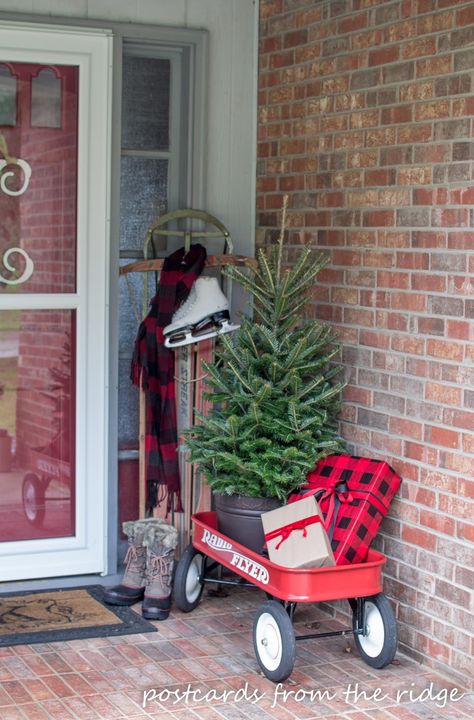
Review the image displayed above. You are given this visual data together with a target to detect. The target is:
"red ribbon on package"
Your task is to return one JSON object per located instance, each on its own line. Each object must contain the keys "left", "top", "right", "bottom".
{"left": 264, "top": 514, "right": 322, "bottom": 550}
{"left": 292, "top": 478, "right": 389, "bottom": 535}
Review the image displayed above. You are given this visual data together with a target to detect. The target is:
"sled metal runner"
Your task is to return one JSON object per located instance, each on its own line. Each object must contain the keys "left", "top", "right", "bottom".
{"left": 174, "top": 511, "right": 398, "bottom": 682}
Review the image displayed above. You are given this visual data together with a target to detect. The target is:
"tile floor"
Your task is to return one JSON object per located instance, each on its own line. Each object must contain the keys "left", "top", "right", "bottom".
{"left": 0, "top": 585, "right": 472, "bottom": 720}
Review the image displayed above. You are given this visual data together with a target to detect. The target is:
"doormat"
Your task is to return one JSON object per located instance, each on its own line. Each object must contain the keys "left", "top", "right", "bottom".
{"left": 0, "top": 585, "right": 157, "bottom": 647}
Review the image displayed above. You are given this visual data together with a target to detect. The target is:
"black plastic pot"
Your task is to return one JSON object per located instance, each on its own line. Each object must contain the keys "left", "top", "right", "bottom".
{"left": 214, "top": 493, "right": 281, "bottom": 555}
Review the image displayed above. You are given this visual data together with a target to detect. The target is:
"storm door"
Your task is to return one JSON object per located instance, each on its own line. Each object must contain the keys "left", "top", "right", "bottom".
{"left": 0, "top": 23, "right": 112, "bottom": 581}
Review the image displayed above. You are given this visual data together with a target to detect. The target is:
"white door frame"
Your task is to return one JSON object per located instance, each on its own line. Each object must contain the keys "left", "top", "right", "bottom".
{"left": 0, "top": 22, "right": 112, "bottom": 581}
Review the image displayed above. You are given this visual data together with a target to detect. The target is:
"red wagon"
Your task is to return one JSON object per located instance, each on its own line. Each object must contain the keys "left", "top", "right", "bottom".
{"left": 174, "top": 511, "right": 397, "bottom": 682}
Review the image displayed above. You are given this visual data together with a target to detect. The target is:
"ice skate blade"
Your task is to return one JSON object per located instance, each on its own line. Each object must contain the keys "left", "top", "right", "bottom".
{"left": 164, "top": 322, "right": 240, "bottom": 349}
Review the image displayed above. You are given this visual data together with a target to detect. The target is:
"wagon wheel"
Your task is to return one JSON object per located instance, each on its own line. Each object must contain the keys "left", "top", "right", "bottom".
{"left": 22, "top": 473, "right": 46, "bottom": 526}
{"left": 352, "top": 593, "right": 397, "bottom": 668}
{"left": 253, "top": 600, "right": 296, "bottom": 682}
{"left": 173, "top": 544, "right": 205, "bottom": 612}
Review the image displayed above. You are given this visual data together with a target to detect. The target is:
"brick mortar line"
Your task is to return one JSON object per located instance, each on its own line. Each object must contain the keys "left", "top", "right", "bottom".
{"left": 348, "top": 327, "right": 468, "bottom": 336}
{"left": 258, "top": 190, "right": 474, "bottom": 195}
{"left": 390, "top": 489, "right": 474, "bottom": 512}
{"left": 339, "top": 450, "right": 474, "bottom": 485}
{"left": 387, "top": 542, "right": 473, "bottom": 588}
{"left": 260, "top": 55, "right": 462, "bottom": 82}
{"left": 341, "top": 438, "right": 474, "bottom": 470}
{"left": 384, "top": 576, "right": 472, "bottom": 609}
{"left": 258, "top": 119, "right": 471, "bottom": 129}
{"left": 392, "top": 600, "right": 471, "bottom": 632}
{"left": 344, "top": 395, "right": 473, "bottom": 413}
{"left": 258, "top": 126, "right": 473, "bottom": 137}
{"left": 257, "top": 162, "right": 471, "bottom": 171}
{"left": 397, "top": 619, "right": 473, "bottom": 648}
{"left": 263, "top": 43, "right": 464, "bottom": 66}
{"left": 261, "top": 2, "right": 470, "bottom": 25}
{"left": 323, "top": 250, "right": 472, "bottom": 254}
{"left": 258, "top": 89, "right": 474, "bottom": 107}
{"left": 317, "top": 309, "right": 472, "bottom": 320}
{"left": 324, "top": 292, "right": 474, "bottom": 300}
{"left": 394, "top": 643, "right": 474, "bottom": 690}
{"left": 342, "top": 412, "right": 474, "bottom": 440}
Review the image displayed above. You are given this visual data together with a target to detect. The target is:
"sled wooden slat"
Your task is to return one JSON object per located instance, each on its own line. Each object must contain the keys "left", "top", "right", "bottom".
{"left": 119, "top": 254, "right": 255, "bottom": 276}
{"left": 175, "top": 343, "right": 195, "bottom": 552}
{"left": 193, "top": 338, "right": 215, "bottom": 515}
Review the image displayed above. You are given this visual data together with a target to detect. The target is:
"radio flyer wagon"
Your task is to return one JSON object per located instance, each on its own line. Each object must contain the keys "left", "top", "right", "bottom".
{"left": 174, "top": 511, "right": 397, "bottom": 682}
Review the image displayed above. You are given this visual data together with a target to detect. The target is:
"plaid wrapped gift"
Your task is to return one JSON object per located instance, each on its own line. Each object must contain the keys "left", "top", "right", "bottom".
{"left": 291, "top": 454, "right": 401, "bottom": 566}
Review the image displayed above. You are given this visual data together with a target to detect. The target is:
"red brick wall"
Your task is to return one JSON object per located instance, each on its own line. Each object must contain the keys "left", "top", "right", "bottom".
{"left": 258, "top": 0, "right": 473, "bottom": 687}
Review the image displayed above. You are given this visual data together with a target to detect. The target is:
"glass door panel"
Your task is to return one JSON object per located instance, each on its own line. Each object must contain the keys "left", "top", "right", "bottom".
{"left": 118, "top": 50, "right": 172, "bottom": 459}
{"left": 0, "top": 62, "right": 78, "bottom": 294}
{"left": 0, "top": 61, "right": 78, "bottom": 546}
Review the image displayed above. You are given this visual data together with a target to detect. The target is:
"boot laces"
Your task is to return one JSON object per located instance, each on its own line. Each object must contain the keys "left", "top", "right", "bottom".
{"left": 146, "top": 554, "right": 173, "bottom": 591}
{"left": 124, "top": 543, "right": 139, "bottom": 567}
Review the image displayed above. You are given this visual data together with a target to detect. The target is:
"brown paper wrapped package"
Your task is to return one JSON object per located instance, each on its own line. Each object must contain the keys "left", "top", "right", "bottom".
{"left": 262, "top": 495, "right": 335, "bottom": 569}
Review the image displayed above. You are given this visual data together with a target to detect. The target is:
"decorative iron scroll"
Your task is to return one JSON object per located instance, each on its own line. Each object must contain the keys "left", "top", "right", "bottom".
{"left": 0, "top": 132, "right": 32, "bottom": 196}
{"left": 0, "top": 247, "right": 34, "bottom": 285}
{"left": 0, "top": 132, "right": 34, "bottom": 284}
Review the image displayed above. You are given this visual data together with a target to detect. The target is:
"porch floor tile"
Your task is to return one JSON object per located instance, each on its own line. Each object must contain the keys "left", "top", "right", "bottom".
{"left": 0, "top": 587, "right": 471, "bottom": 719}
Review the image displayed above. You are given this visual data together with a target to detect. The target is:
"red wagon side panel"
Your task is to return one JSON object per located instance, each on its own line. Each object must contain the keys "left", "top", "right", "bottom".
{"left": 192, "top": 512, "right": 385, "bottom": 603}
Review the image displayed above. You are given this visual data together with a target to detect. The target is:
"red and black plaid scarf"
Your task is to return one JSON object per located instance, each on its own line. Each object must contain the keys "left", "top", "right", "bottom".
{"left": 130, "top": 244, "right": 207, "bottom": 513}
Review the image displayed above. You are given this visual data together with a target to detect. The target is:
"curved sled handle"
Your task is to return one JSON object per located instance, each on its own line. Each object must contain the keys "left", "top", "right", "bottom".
{"left": 144, "top": 208, "right": 234, "bottom": 257}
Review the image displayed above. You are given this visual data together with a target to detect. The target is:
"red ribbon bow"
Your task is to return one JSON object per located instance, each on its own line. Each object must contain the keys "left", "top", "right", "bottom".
{"left": 315, "top": 482, "right": 354, "bottom": 532}
{"left": 289, "top": 479, "right": 354, "bottom": 532}
{"left": 265, "top": 514, "right": 322, "bottom": 550}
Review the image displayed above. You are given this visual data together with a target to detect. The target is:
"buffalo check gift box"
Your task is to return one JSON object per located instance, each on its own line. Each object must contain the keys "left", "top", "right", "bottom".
{"left": 294, "top": 454, "right": 402, "bottom": 566}
{"left": 261, "top": 495, "right": 335, "bottom": 569}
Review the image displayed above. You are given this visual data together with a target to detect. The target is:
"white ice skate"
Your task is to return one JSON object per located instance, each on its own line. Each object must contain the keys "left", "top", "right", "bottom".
{"left": 164, "top": 276, "right": 240, "bottom": 348}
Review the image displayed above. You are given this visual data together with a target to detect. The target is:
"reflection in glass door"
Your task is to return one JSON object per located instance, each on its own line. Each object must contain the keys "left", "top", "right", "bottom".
{"left": 0, "top": 310, "right": 75, "bottom": 541}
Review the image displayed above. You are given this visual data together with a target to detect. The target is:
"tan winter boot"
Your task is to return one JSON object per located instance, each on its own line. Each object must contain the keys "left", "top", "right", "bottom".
{"left": 104, "top": 519, "right": 154, "bottom": 606}
{"left": 142, "top": 521, "right": 178, "bottom": 621}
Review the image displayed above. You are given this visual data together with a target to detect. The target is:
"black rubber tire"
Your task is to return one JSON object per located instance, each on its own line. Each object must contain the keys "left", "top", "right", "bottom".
{"left": 253, "top": 600, "right": 296, "bottom": 682}
{"left": 22, "top": 473, "right": 46, "bottom": 526}
{"left": 173, "top": 544, "right": 205, "bottom": 612}
{"left": 352, "top": 593, "right": 397, "bottom": 668}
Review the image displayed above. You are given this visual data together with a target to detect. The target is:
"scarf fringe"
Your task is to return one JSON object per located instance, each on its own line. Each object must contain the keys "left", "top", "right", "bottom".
{"left": 147, "top": 481, "right": 183, "bottom": 516}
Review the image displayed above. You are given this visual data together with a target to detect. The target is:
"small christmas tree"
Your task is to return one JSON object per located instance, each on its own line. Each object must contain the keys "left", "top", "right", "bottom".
{"left": 185, "top": 199, "right": 346, "bottom": 501}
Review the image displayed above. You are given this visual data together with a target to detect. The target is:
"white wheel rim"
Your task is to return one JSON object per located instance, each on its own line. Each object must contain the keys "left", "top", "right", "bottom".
{"left": 359, "top": 601, "right": 385, "bottom": 657}
{"left": 186, "top": 555, "right": 203, "bottom": 603}
{"left": 23, "top": 483, "right": 37, "bottom": 520}
{"left": 255, "top": 611, "right": 282, "bottom": 671}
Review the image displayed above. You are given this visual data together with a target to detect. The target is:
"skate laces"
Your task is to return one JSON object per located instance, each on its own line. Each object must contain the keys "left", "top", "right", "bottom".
{"left": 172, "top": 292, "right": 196, "bottom": 322}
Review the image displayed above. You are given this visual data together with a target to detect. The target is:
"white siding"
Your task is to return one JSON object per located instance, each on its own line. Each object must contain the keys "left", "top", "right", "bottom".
{"left": 0, "top": 0, "right": 258, "bottom": 255}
